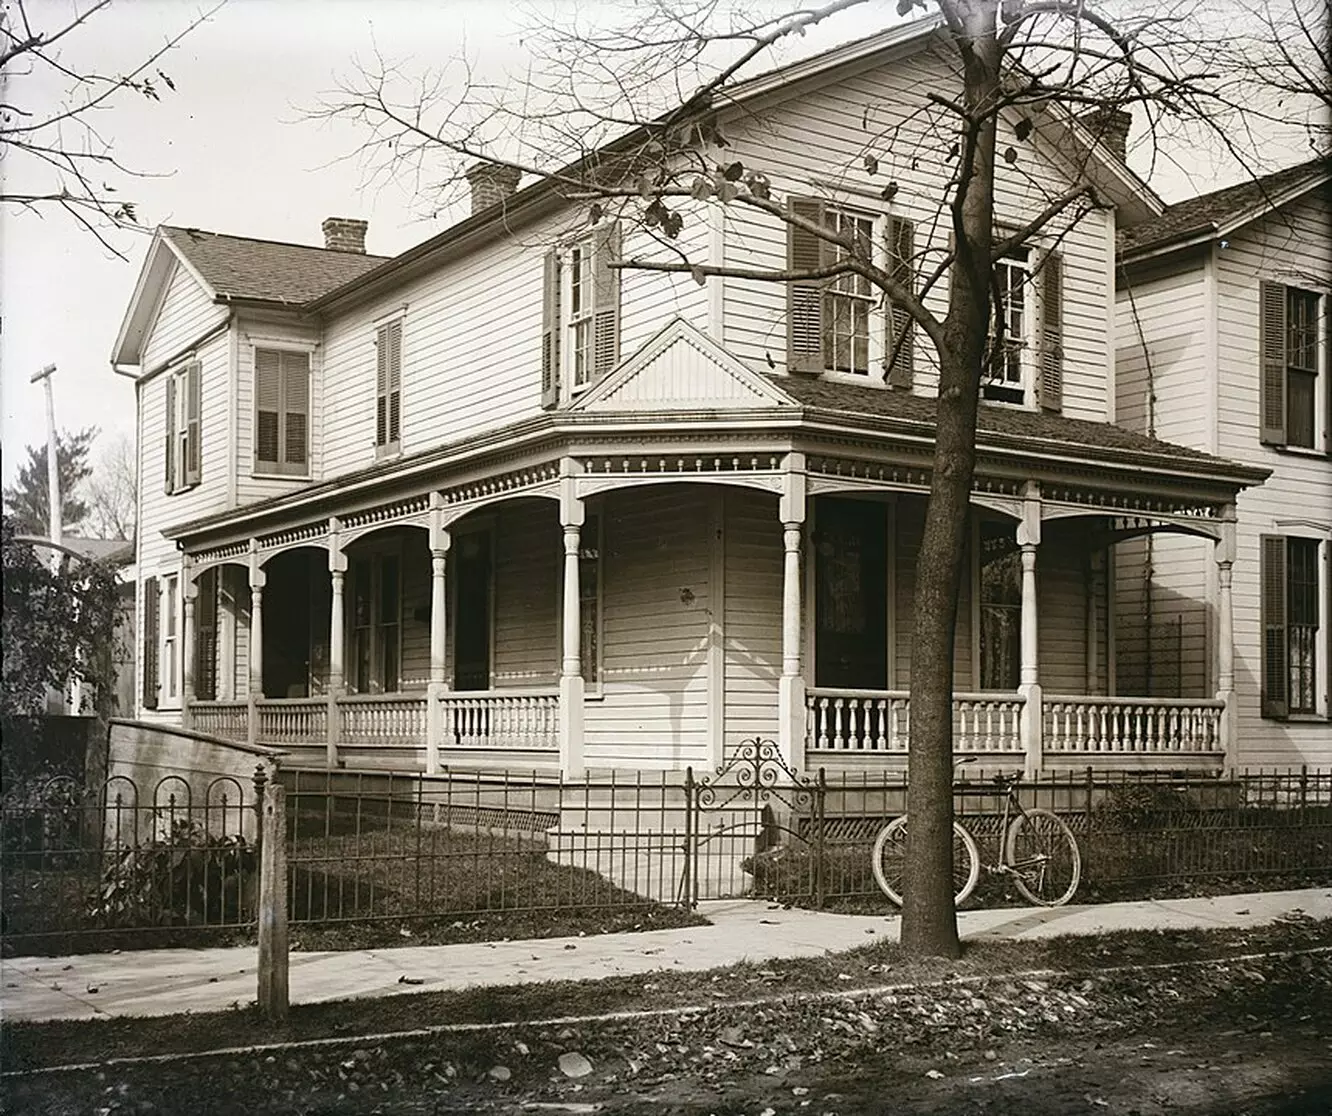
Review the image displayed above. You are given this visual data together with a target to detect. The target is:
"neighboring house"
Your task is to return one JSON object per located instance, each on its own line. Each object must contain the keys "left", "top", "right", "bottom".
{"left": 1116, "top": 157, "right": 1332, "bottom": 768}
{"left": 111, "top": 18, "right": 1269, "bottom": 780}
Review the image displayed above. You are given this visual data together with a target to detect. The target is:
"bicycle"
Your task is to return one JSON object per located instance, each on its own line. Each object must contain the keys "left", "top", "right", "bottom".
{"left": 871, "top": 767, "right": 1081, "bottom": 908}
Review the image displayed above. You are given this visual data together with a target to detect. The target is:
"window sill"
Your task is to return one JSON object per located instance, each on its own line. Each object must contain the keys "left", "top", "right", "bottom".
{"left": 251, "top": 469, "right": 311, "bottom": 481}
{"left": 375, "top": 443, "right": 402, "bottom": 461}
{"left": 1268, "top": 443, "right": 1332, "bottom": 461}
{"left": 981, "top": 385, "right": 1032, "bottom": 408}
{"left": 819, "top": 369, "right": 885, "bottom": 387}
{"left": 166, "top": 482, "right": 201, "bottom": 497}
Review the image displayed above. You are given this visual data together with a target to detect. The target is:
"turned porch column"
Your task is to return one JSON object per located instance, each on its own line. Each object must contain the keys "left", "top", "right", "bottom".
{"left": 327, "top": 518, "right": 346, "bottom": 770}
{"left": 559, "top": 460, "right": 586, "bottom": 778}
{"left": 181, "top": 564, "right": 198, "bottom": 730}
{"left": 247, "top": 544, "right": 266, "bottom": 748}
{"left": 1017, "top": 486, "right": 1043, "bottom": 773}
{"left": 778, "top": 453, "right": 807, "bottom": 772}
{"left": 1215, "top": 508, "right": 1237, "bottom": 770}
{"left": 426, "top": 496, "right": 451, "bottom": 775}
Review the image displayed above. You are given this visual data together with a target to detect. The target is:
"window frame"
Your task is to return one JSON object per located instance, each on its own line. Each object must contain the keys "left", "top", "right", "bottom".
{"left": 1261, "top": 530, "right": 1330, "bottom": 721}
{"left": 973, "top": 517, "right": 1022, "bottom": 691}
{"left": 161, "top": 574, "right": 179, "bottom": 707}
{"left": 163, "top": 360, "right": 201, "bottom": 495}
{"left": 823, "top": 208, "right": 878, "bottom": 378}
{"left": 252, "top": 345, "right": 312, "bottom": 478}
{"left": 544, "top": 222, "right": 621, "bottom": 407}
{"left": 578, "top": 510, "right": 603, "bottom": 690}
{"left": 346, "top": 542, "right": 404, "bottom": 696}
{"left": 1260, "top": 282, "right": 1329, "bottom": 454}
{"left": 982, "top": 249, "right": 1034, "bottom": 405}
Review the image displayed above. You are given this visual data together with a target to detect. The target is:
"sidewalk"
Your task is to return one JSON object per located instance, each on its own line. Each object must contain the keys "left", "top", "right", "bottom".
{"left": 3, "top": 887, "right": 1328, "bottom": 1024}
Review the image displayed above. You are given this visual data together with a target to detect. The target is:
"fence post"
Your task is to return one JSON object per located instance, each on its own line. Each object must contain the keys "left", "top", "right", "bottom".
{"left": 813, "top": 768, "right": 827, "bottom": 909}
{"left": 681, "top": 766, "right": 694, "bottom": 910}
{"left": 252, "top": 764, "right": 268, "bottom": 862}
{"left": 257, "top": 780, "right": 288, "bottom": 1022}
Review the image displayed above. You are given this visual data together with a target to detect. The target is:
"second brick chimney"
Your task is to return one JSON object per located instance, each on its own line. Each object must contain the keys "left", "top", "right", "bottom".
{"left": 322, "top": 217, "right": 368, "bottom": 253}
{"left": 1079, "top": 107, "right": 1132, "bottom": 164}
{"left": 465, "top": 161, "right": 522, "bottom": 215}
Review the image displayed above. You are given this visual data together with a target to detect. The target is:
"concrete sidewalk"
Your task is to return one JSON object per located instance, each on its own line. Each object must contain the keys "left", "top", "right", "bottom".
{"left": 3, "top": 887, "right": 1328, "bottom": 1024}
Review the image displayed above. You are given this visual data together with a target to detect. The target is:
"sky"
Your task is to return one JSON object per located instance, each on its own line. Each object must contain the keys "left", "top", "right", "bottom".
{"left": 1, "top": 0, "right": 1320, "bottom": 490}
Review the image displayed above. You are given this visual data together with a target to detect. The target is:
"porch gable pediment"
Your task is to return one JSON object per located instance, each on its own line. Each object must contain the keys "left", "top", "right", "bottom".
{"left": 569, "top": 317, "right": 797, "bottom": 413}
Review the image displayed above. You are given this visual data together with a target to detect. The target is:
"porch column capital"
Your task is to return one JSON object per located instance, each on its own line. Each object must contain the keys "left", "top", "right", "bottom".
{"left": 1017, "top": 484, "right": 1042, "bottom": 548}
{"left": 328, "top": 517, "right": 348, "bottom": 573}
{"left": 428, "top": 496, "right": 453, "bottom": 555}
{"left": 559, "top": 457, "right": 586, "bottom": 529}
{"left": 1214, "top": 515, "right": 1237, "bottom": 567}
{"left": 779, "top": 452, "right": 806, "bottom": 525}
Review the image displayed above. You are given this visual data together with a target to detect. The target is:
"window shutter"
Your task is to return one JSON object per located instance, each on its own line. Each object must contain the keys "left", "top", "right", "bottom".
{"left": 541, "top": 249, "right": 561, "bottom": 409}
{"left": 1260, "top": 534, "right": 1289, "bottom": 719}
{"left": 163, "top": 375, "right": 177, "bottom": 494}
{"left": 1259, "top": 281, "right": 1287, "bottom": 445}
{"left": 885, "top": 216, "right": 915, "bottom": 388}
{"left": 282, "top": 351, "right": 309, "bottom": 466}
{"left": 142, "top": 577, "right": 160, "bottom": 710}
{"left": 1038, "top": 250, "right": 1064, "bottom": 413}
{"left": 184, "top": 362, "right": 202, "bottom": 486}
{"left": 1324, "top": 293, "right": 1331, "bottom": 456}
{"left": 787, "top": 197, "right": 828, "bottom": 374}
{"left": 591, "top": 223, "right": 621, "bottom": 379}
{"left": 255, "top": 349, "right": 282, "bottom": 467}
{"left": 375, "top": 321, "right": 401, "bottom": 447}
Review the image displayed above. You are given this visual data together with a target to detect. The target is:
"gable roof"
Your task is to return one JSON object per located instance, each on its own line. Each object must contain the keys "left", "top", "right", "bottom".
{"left": 160, "top": 226, "right": 389, "bottom": 305}
{"left": 1119, "top": 155, "right": 1332, "bottom": 261}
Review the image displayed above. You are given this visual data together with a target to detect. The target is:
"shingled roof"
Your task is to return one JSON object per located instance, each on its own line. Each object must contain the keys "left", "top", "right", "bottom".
{"left": 1118, "top": 156, "right": 1331, "bottom": 260}
{"left": 770, "top": 376, "right": 1260, "bottom": 477}
{"left": 162, "top": 226, "right": 390, "bottom": 305}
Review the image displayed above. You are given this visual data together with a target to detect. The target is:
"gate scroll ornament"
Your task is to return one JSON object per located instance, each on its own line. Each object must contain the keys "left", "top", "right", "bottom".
{"left": 683, "top": 738, "right": 827, "bottom": 908}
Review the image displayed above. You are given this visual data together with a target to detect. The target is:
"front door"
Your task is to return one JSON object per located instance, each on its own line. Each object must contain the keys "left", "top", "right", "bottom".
{"left": 453, "top": 530, "right": 492, "bottom": 691}
{"left": 814, "top": 497, "right": 888, "bottom": 689}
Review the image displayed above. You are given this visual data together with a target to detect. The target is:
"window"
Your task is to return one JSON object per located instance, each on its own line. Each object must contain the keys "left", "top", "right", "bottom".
{"left": 579, "top": 514, "right": 601, "bottom": 685}
{"left": 195, "top": 567, "right": 219, "bottom": 702}
{"left": 163, "top": 361, "right": 201, "bottom": 494}
{"left": 1260, "top": 282, "right": 1328, "bottom": 452}
{"left": 981, "top": 247, "right": 1064, "bottom": 411}
{"left": 786, "top": 199, "right": 915, "bottom": 387}
{"left": 541, "top": 224, "right": 621, "bottom": 407}
{"left": 254, "top": 348, "right": 310, "bottom": 475}
{"left": 349, "top": 552, "right": 401, "bottom": 694}
{"left": 813, "top": 497, "right": 888, "bottom": 690}
{"left": 162, "top": 575, "right": 178, "bottom": 704}
{"left": 375, "top": 319, "right": 402, "bottom": 454}
{"left": 141, "top": 576, "right": 159, "bottom": 710}
{"left": 978, "top": 521, "right": 1021, "bottom": 690}
{"left": 1262, "top": 534, "right": 1329, "bottom": 719}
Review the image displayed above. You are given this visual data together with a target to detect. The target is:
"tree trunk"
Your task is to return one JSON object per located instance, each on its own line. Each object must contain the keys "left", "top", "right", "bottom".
{"left": 900, "top": 0, "right": 1000, "bottom": 959}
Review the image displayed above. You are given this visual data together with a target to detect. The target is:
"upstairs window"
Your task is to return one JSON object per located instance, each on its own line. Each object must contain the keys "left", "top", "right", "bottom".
{"left": 254, "top": 348, "right": 310, "bottom": 476}
{"left": 1260, "top": 282, "right": 1328, "bottom": 452}
{"left": 541, "top": 224, "right": 621, "bottom": 408}
{"left": 375, "top": 319, "right": 403, "bottom": 454}
{"left": 786, "top": 199, "right": 915, "bottom": 387}
{"left": 982, "top": 247, "right": 1064, "bottom": 412}
{"left": 163, "top": 361, "right": 201, "bottom": 494}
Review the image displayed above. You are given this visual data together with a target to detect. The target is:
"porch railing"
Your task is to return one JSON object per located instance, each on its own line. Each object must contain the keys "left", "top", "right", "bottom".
{"left": 190, "top": 701, "right": 249, "bottom": 741}
{"left": 806, "top": 689, "right": 1024, "bottom": 753}
{"left": 339, "top": 695, "right": 427, "bottom": 746}
{"left": 257, "top": 698, "right": 328, "bottom": 744}
{"left": 441, "top": 689, "right": 560, "bottom": 749}
{"left": 1044, "top": 695, "right": 1224, "bottom": 754}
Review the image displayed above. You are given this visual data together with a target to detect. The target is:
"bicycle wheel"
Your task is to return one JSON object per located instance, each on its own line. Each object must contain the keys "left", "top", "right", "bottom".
{"left": 871, "top": 816, "right": 981, "bottom": 907}
{"left": 1005, "top": 808, "right": 1080, "bottom": 907}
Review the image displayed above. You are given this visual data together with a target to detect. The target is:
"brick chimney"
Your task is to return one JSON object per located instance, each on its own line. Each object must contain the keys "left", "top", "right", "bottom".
{"left": 1079, "top": 107, "right": 1132, "bottom": 164}
{"left": 322, "top": 217, "right": 368, "bottom": 253}
{"left": 465, "top": 161, "right": 522, "bottom": 215}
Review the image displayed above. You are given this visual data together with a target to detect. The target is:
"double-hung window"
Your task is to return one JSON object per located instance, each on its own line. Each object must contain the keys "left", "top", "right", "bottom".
{"left": 161, "top": 574, "right": 179, "bottom": 705}
{"left": 1261, "top": 282, "right": 1328, "bottom": 451}
{"left": 1262, "top": 533, "right": 1329, "bottom": 719}
{"left": 787, "top": 198, "right": 916, "bottom": 387}
{"left": 981, "top": 246, "right": 1065, "bottom": 411}
{"left": 375, "top": 318, "right": 403, "bottom": 454}
{"left": 541, "top": 224, "right": 621, "bottom": 407}
{"left": 349, "top": 551, "right": 401, "bottom": 694}
{"left": 977, "top": 520, "right": 1021, "bottom": 690}
{"left": 254, "top": 348, "right": 310, "bottom": 476}
{"left": 579, "top": 513, "right": 602, "bottom": 686}
{"left": 163, "top": 361, "right": 201, "bottom": 493}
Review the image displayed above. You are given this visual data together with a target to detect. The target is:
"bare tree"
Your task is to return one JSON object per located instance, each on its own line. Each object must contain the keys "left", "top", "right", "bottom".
{"left": 320, "top": 0, "right": 1270, "bottom": 957}
{"left": 1228, "top": 0, "right": 1330, "bottom": 147}
{"left": 0, "top": 0, "right": 226, "bottom": 257}
{"left": 84, "top": 431, "right": 137, "bottom": 542}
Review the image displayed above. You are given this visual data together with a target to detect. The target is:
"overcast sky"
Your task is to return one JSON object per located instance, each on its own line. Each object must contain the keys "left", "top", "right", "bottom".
{"left": 0, "top": 0, "right": 1315, "bottom": 492}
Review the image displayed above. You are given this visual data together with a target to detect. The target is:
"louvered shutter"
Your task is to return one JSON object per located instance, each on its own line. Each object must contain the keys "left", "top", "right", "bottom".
{"left": 541, "top": 249, "right": 561, "bottom": 408}
{"left": 184, "top": 362, "right": 202, "bottom": 486}
{"left": 1259, "top": 281, "right": 1287, "bottom": 445}
{"left": 787, "top": 198, "right": 828, "bottom": 373}
{"left": 255, "top": 349, "right": 282, "bottom": 468}
{"left": 195, "top": 567, "right": 218, "bottom": 702}
{"left": 283, "top": 351, "right": 309, "bottom": 467}
{"left": 1324, "top": 293, "right": 1331, "bottom": 455}
{"left": 591, "top": 224, "right": 621, "bottom": 379}
{"left": 1260, "top": 534, "right": 1289, "bottom": 719}
{"left": 164, "top": 375, "right": 177, "bottom": 494}
{"left": 375, "top": 321, "right": 402, "bottom": 447}
{"left": 886, "top": 216, "right": 915, "bottom": 388}
{"left": 1038, "top": 250, "right": 1064, "bottom": 413}
{"left": 142, "top": 577, "right": 160, "bottom": 710}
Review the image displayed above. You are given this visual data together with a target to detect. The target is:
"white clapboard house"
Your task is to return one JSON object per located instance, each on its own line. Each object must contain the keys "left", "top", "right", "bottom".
{"left": 1115, "top": 157, "right": 1332, "bottom": 769}
{"left": 112, "top": 18, "right": 1274, "bottom": 779}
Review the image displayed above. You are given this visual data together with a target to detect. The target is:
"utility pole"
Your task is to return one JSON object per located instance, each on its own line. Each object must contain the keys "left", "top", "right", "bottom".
{"left": 30, "top": 363, "right": 61, "bottom": 549}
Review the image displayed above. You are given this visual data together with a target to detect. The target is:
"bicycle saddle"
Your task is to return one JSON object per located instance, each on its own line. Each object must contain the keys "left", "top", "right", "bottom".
{"left": 991, "top": 771, "right": 1024, "bottom": 788}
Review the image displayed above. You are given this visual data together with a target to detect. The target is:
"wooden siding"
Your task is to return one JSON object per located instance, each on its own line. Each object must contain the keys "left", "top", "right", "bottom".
{"left": 584, "top": 485, "right": 713, "bottom": 768}
{"left": 1214, "top": 193, "right": 1332, "bottom": 766}
{"left": 718, "top": 45, "right": 1115, "bottom": 421}
{"left": 140, "top": 260, "right": 226, "bottom": 373}
{"left": 723, "top": 488, "right": 783, "bottom": 745}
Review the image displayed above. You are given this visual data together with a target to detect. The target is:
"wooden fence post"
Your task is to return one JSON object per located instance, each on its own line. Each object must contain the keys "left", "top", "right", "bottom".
{"left": 257, "top": 781, "right": 288, "bottom": 1022}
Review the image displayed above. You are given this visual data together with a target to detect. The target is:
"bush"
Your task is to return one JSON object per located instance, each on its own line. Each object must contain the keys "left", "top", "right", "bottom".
{"left": 89, "top": 818, "right": 256, "bottom": 927}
